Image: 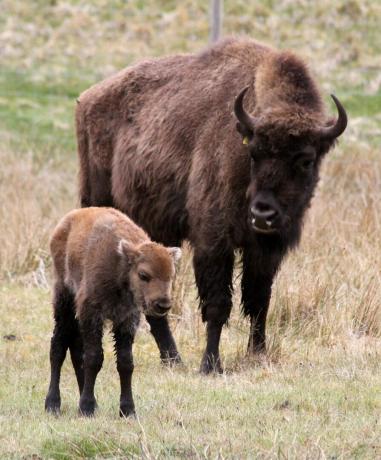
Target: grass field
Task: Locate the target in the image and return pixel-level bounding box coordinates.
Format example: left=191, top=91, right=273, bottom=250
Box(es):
left=0, top=1, right=380, bottom=458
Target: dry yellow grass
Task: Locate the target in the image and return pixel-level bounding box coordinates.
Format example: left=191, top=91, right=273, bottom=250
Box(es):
left=0, top=146, right=75, bottom=280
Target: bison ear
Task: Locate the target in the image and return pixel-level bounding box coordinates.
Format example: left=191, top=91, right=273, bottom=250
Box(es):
left=236, top=122, right=254, bottom=145
left=117, top=239, right=139, bottom=263
left=168, top=247, right=182, bottom=265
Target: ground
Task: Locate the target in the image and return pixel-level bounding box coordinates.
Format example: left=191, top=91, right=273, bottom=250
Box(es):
left=0, top=1, right=380, bottom=458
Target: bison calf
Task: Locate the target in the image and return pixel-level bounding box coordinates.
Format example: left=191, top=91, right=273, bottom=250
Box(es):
left=44, top=207, right=181, bottom=417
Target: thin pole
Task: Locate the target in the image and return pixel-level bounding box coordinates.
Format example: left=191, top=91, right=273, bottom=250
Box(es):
left=209, top=0, right=223, bottom=43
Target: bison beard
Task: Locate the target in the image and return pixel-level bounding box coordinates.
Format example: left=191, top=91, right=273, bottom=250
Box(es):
left=76, top=37, right=347, bottom=373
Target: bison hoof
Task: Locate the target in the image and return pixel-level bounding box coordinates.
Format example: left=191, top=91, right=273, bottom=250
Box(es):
left=45, top=394, right=61, bottom=415
left=160, top=351, right=182, bottom=367
left=247, top=340, right=266, bottom=356
left=79, top=396, right=96, bottom=417
left=200, top=354, right=223, bottom=375
left=119, top=404, right=136, bottom=418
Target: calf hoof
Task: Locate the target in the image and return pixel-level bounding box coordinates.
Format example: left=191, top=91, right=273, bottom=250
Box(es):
left=199, top=354, right=223, bottom=375
left=119, top=404, right=136, bottom=418
left=79, top=397, right=96, bottom=417
left=45, top=394, right=61, bottom=415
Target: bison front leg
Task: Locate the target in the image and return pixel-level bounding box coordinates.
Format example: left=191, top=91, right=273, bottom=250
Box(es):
left=145, top=315, right=182, bottom=365
left=193, top=247, right=234, bottom=374
left=113, top=324, right=136, bottom=417
left=241, top=248, right=278, bottom=355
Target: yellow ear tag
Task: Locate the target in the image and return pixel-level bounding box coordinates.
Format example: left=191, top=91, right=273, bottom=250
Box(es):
left=243, top=136, right=249, bottom=145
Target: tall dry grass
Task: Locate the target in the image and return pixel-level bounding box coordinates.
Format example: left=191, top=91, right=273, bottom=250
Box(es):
left=0, top=146, right=76, bottom=282
left=0, top=122, right=379, bottom=352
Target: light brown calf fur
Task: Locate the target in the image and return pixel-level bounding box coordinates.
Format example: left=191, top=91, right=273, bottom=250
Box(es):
left=45, top=207, right=181, bottom=417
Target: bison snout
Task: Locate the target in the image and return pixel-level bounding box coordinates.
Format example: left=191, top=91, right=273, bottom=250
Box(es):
left=250, top=192, right=280, bottom=234
left=152, top=298, right=171, bottom=316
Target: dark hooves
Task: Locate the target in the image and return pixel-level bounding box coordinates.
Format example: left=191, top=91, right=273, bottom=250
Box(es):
left=160, top=352, right=182, bottom=367
left=119, top=406, right=136, bottom=418
left=247, top=343, right=267, bottom=358
left=45, top=395, right=61, bottom=415
left=79, top=397, right=97, bottom=417
left=78, top=407, right=96, bottom=417
left=199, top=354, right=223, bottom=375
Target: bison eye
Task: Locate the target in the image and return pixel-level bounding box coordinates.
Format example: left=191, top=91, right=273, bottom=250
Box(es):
left=297, top=158, right=315, bottom=173
left=138, top=272, right=151, bottom=282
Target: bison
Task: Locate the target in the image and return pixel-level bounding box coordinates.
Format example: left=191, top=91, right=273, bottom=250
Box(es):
left=75, top=37, right=347, bottom=374
left=44, top=207, right=181, bottom=416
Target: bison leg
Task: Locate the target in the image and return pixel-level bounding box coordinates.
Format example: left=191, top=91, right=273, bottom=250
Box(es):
left=193, top=247, right=234, bottom=374
left=78, top=317, right=103, bottom=417
left=113, top=324, right=136, bottom=417
left=145, top=315, right=182, bottom=365
left=45, top=285, right=75, bottom=414
left=241, top=248, right=276, bottom=355
left=69, top=322, right=84, bottom=395
left=81, top=164, right=113, bottom=208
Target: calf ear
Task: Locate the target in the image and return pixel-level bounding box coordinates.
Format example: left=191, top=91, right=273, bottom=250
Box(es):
left=168, top=247, right=182, bottom=264
left=117, top=239, right=139, bottom=263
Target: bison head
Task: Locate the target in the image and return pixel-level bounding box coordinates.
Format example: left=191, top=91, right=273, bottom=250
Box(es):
left=234, top=87, right=347, bottom=243
left=118, top=240, right=181, bottom=317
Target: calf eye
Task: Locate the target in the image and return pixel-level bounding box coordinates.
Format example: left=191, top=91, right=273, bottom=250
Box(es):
left=138, top=272, right=151, bottom=282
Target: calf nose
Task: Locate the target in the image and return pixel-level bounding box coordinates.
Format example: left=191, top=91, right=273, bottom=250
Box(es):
left=154, top=298, right=171, bottom=313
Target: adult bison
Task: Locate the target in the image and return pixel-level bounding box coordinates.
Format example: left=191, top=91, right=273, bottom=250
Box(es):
left=76, top=37, right=347, bottom=373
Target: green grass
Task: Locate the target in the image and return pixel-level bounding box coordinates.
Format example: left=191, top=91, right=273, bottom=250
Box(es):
left=1, top=285, right=380, bottom=459
left=343, top=91, right=381, bottom=118
left=0, top=70, right=88, bottom=159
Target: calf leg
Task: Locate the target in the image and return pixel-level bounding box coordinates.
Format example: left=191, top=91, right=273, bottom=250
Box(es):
left=45, top=285, right=75, bottom=414
left=78, top=318, right=103, bottom=416
left=69, top=324, right=84, bottom=395
left=193, top=247, right=234, bottom=374
left=145, top=315, right=181, bottom=365
left=113, top=324, right=136, bottom=417
left=241, top=248, right=278, bottom=354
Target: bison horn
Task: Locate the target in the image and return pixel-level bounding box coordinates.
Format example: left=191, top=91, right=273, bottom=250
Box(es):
left=234, top=86, right=257, bottom=133
left=319, top=94, right=348, bottom=140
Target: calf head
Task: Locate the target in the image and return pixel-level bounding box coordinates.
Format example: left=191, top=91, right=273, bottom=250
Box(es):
left=234, top=87, right=347, bottom=244
left=118, top=240, right=181, bottom=317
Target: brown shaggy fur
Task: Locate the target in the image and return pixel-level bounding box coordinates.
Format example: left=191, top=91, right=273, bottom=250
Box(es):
left=76, top=37, right=347, bottom=373
left=45, top=207, right=181, bottom=416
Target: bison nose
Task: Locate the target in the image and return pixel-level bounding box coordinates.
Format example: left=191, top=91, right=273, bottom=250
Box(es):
left=251, top=200, right=278, bottom=223
left=154, top=298, right=171, bottom=314
left=250, top=193, right=280, bottom=232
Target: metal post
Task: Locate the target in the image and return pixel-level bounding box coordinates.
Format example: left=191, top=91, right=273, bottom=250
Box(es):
left=209, top=0, right=223, bottom=43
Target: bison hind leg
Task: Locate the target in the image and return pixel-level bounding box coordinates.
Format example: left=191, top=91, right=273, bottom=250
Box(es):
left=80, top=164, right=113, bottom=208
